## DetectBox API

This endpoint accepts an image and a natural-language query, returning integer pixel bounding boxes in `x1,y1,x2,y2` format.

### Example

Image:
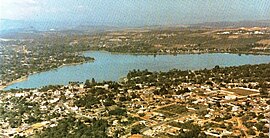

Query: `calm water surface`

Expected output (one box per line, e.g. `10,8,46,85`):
4,51,270,90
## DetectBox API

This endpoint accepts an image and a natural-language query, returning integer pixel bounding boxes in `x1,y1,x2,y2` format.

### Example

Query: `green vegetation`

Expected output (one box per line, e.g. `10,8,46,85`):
89,29,270,55
126,63,270,90
75,93,100,108
0,37,94,85
159,104,188,114
1,61,269,137
131,124,146,134
1,27,270,88
169,120,205,138
34,117,108,138
109,107,127,116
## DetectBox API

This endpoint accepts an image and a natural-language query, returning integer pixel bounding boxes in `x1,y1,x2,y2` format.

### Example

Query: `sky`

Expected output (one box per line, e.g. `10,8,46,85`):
0,0,270,26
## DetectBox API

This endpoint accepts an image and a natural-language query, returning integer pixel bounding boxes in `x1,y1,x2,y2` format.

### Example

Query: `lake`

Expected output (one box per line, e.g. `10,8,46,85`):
4,51,270,90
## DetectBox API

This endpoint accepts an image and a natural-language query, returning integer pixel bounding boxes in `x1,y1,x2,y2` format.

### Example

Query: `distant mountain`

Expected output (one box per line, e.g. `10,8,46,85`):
191,20,270,28
1,19,270,38
0,19,119,32
0,19,29,30
62,25,119,33
0,19,119,38
0,19,71,31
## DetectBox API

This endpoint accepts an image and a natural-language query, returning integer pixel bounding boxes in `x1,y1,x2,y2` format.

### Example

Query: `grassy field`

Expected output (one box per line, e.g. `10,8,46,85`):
88,27,270,54
158,104,188,115
226,88,258,96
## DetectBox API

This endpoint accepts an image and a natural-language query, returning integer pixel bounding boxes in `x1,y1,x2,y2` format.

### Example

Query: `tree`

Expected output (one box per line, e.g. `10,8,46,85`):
131,127,140,134
109,108,127,116
216,101,221,108
259,87,268,96
119,96,127,101
138,113,145,117
266,100,270,105
103,98,115,106
259,82,268,97
214,65,220,69
84,79,91,88
92,78,96,84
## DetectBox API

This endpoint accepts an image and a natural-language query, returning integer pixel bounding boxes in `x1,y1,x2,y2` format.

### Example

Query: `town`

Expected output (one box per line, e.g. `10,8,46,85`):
1,27,270,90
1,1,270,137
88,27,270,54
1,63,269,138
0,37,94,89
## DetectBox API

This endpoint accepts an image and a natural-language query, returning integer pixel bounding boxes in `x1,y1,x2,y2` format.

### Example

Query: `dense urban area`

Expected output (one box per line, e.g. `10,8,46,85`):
1,27,270,88
0,63,270,137
0,27,270,138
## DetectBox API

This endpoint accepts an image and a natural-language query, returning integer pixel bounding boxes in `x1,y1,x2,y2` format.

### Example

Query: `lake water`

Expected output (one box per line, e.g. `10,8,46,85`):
4,51,270,90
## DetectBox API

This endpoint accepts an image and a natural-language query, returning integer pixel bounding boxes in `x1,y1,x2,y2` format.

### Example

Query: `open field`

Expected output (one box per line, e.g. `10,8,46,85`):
83,27,270,54
257,39,270,45
158,104,188,115
226,88,259,96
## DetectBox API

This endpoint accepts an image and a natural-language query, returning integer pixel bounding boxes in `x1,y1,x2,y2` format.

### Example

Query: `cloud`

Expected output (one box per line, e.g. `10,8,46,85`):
0,0,38,8
0,0,40,19
78,5,84,9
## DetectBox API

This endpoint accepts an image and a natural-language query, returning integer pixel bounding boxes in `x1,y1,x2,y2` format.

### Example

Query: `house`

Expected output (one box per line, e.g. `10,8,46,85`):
15,93,26,97
129,134,143,138
225,95,237,100
232,106,239,111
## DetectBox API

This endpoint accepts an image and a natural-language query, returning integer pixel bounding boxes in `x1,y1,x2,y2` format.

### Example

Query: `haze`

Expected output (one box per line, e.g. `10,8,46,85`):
1,0,270,27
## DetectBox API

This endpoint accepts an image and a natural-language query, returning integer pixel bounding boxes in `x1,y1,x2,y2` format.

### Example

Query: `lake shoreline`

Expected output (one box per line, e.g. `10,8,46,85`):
0,61,94,91
0,76,28,91
2,51,270,90
89,49,270,56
